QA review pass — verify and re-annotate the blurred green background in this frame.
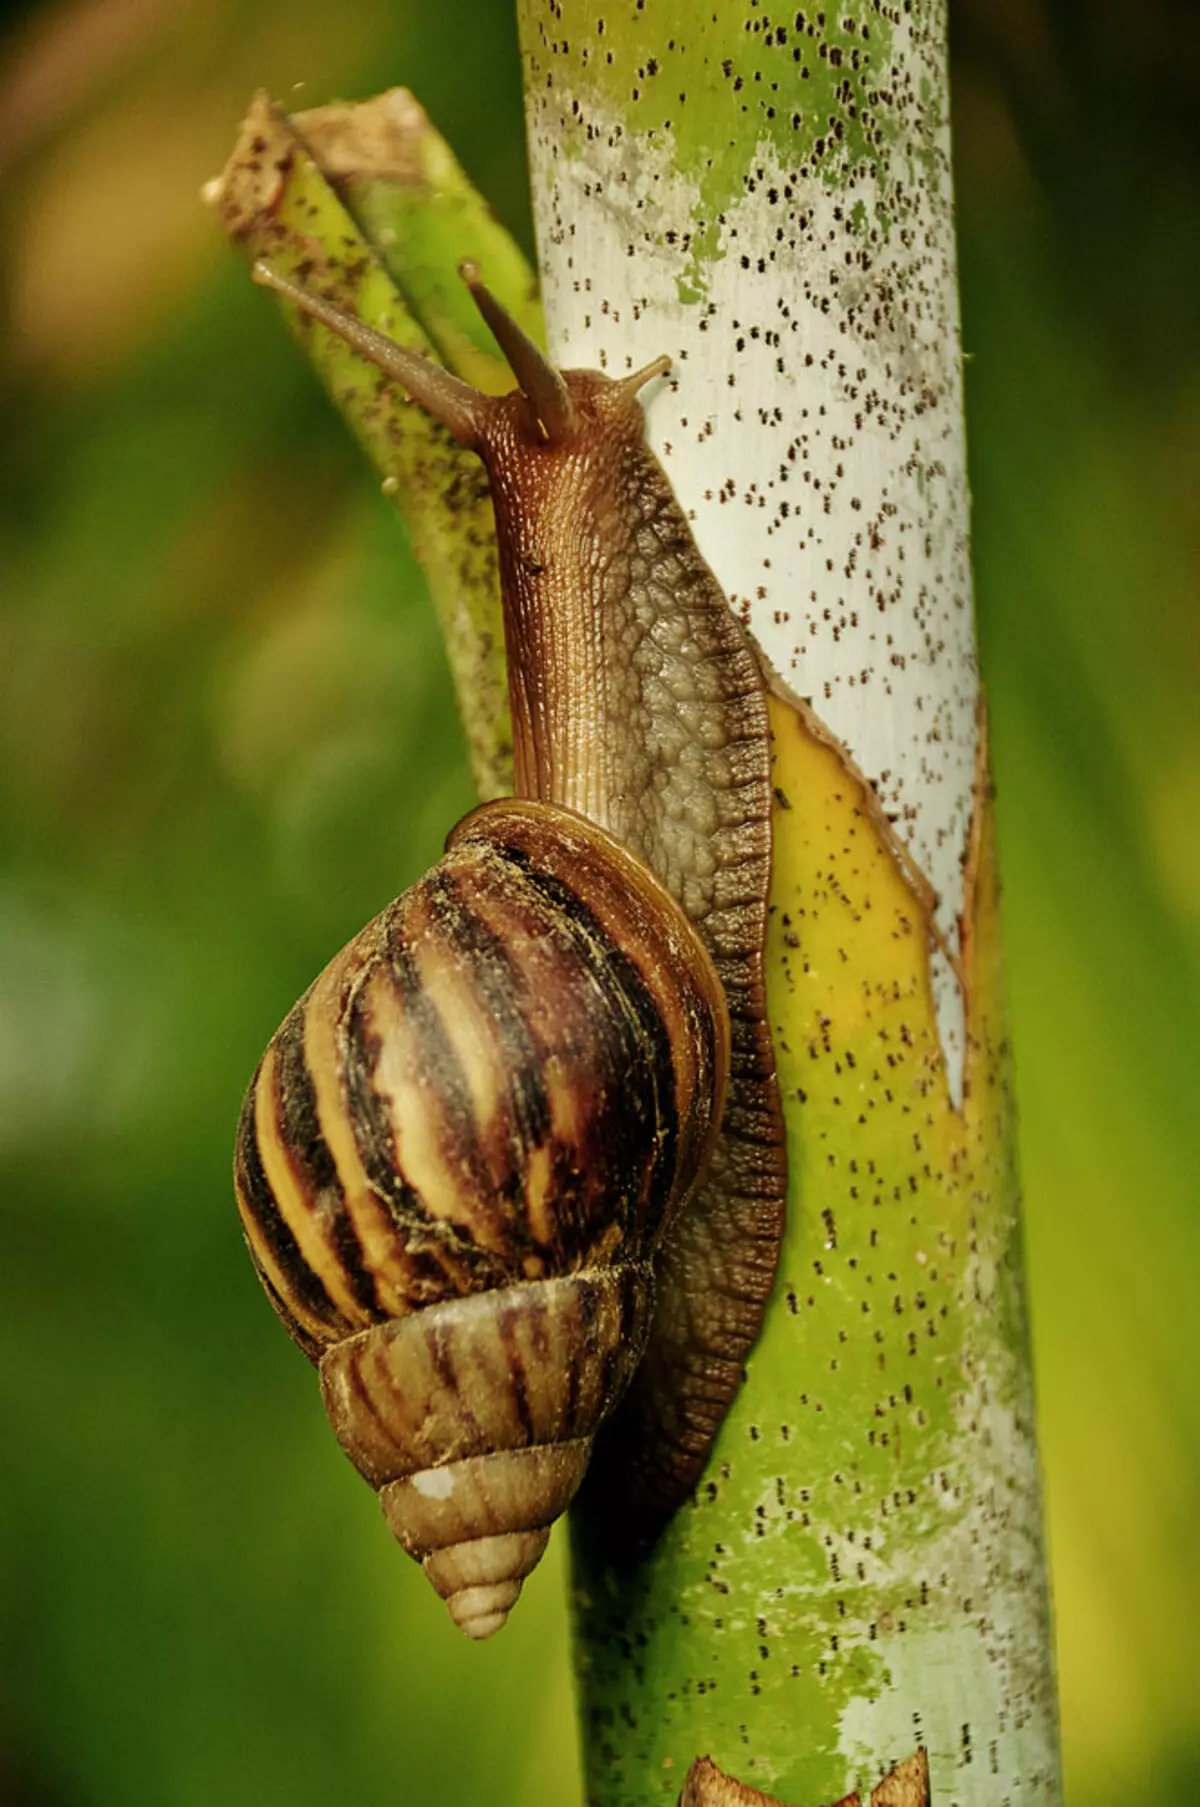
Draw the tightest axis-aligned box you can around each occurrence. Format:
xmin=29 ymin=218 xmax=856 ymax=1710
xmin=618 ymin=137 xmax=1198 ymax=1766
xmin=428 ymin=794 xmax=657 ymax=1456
xmin=0 ymin=0 xmax=1195 ymax=1802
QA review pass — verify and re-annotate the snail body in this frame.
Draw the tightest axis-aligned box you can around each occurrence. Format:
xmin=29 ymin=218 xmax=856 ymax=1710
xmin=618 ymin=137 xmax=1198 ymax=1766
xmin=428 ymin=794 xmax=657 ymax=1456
xmin=237 ymin=261 xmax=787 ymax=1632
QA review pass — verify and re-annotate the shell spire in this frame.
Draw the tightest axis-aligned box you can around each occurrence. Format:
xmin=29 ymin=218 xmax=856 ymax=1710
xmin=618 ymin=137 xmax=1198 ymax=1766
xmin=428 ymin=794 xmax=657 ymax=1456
xmin=324 ymin=1272 xmax=652 ymax=1637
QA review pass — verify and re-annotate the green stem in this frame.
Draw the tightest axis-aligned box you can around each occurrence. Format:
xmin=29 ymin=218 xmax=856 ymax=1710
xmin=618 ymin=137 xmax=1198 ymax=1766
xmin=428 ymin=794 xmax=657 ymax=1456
xmin=513 ymin=4 xmax=1062 ymax=1801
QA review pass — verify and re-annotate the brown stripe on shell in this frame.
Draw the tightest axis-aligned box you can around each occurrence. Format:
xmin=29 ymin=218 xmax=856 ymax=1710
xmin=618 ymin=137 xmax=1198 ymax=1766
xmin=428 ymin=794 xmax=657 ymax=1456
xmin=272 ymin=1002 xmax=383 ymax=1317
xmin=233 ymin=1067 xmax=345 ymax=1354
xmin=480 ymin=836 xmax=684 ymax=1247
xmin=420 ymin=860 xmax=551 ymax=1159
xmin=375 ymin=871 xmax=545 ymax=1257
xmin=244 ymin=1244 xmax=327 ymax=1362
xmin=342 ymin=911 xmax=517 ymax=1299
xmin=243 ymin=1039 xmax=369 ymax=1333
xmin=496 ymin=1306 xmax=537 ymax=1448
xmin=302 ymin=929 xmax=429 ymax=1319
xmin=427 ymin=842 xmax=671 ymax=1267
xmin=421 ymin=849 xmax=589 ymax=1253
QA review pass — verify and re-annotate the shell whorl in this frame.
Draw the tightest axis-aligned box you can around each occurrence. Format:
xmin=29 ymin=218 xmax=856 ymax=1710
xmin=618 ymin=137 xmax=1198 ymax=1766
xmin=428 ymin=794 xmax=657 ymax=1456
xmin=235 ymin=799 xmax=729 ymax=1632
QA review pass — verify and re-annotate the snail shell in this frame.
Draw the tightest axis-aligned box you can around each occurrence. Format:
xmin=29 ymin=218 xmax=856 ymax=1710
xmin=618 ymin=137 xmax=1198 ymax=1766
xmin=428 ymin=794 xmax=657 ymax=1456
xmin=235 ymin=800 xmax=729 ymax=1636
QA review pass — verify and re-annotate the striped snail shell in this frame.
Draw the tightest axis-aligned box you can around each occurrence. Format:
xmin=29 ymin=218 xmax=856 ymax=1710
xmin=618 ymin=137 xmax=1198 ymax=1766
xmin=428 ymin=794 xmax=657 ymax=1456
xmin=235 ymin=800 xmax=729 ymax=1638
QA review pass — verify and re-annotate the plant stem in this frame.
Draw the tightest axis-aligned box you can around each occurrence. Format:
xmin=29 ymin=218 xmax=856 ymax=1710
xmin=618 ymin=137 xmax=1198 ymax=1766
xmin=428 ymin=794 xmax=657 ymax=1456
xmin=513 ymin=3 xmax=1061 ymax=1800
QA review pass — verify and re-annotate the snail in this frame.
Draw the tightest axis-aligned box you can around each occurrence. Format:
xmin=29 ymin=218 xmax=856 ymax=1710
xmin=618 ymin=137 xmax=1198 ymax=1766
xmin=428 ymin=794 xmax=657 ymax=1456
xmin=235 ymin=258 xmax=787 ymax=1636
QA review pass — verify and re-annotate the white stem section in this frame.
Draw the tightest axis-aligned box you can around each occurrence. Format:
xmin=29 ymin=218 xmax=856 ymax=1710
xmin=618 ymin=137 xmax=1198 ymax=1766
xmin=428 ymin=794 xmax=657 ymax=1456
xmin=522 ymin=9 xmax=977 ymax=1100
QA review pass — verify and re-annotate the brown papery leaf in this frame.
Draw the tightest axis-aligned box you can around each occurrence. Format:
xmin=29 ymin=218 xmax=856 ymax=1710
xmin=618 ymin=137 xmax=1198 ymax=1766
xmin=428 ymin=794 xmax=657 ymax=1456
xmin=679 ymin=1748 xmax=930 ymax=1807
